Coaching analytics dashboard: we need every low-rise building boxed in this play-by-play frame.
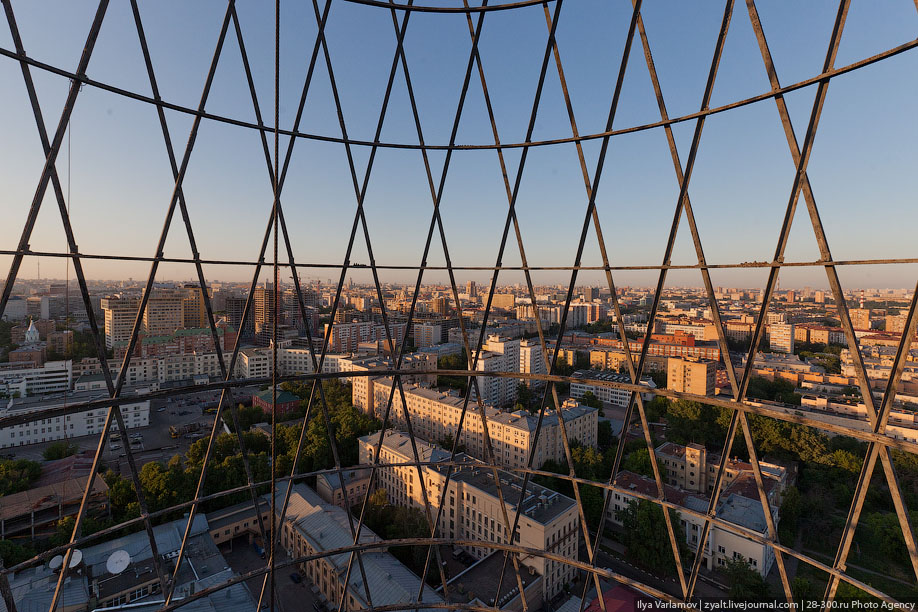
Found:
[316,467,373,509]
[667,357,717,396]
[0,387,150,449]
[569,370,656,407]
[608,469,782,576]
[272,483,444,612]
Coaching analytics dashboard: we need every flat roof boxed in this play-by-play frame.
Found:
[445,550,540,607]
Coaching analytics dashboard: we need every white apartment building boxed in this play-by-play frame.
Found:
[359,430,580,601]
[414,323,442,348]
[0,388,150,449]
[471,335,520,407]
[357,379,597,469]
[569,370,656,407]
[519,338,547,389]
[769,322,795,354]
[0,360,72,397]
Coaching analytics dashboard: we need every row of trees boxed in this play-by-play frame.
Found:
[103,380,379,523]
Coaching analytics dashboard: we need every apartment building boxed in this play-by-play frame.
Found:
[588,347,667,374]
[654,441,787,497]
[769,322,795,353]
[323,320,409,353]
[591,335,721,361]
[359,430,579,601]
[471,335,520,407]
[315,467,372,509]
[608,470,781,576]
[519,338,547,388]
[0,388,150,449]
[141,288,186,336]
[272,484,443,612]
[667,357,717,396]
[349,352,437,410]
[569,370,656,408]
[850,308,872,331]
[358,379,597,469]
[101,295,141,348]
[414,323,442,348]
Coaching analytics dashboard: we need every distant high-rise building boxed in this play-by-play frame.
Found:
[431,296,448,315]
[254,283,278,344]
[142,288,185,336]
[491,293,515,311]
[225,295,254,338]
[101,295,141,349]
[182,283,208,328]
[466,280,477,299]
[769,323,795,354]
[850,308,871,331]
[886,312,909,334]
[814,290,826,304]
[583,287,598,301]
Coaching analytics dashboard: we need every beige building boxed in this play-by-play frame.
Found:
[655,441,787,497]
[359,430,579,601]
[768,322,795,354]
[141,288,186,336]
[101,295,141,349]
[356,379,597,469]
[492,293,516,311]
[588,347,666,374]
[316,467,372,509]
[519,338,547,388]
[850,308,872,331]
[667,357,716,396]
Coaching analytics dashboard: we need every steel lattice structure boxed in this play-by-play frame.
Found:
[1,0,917,610]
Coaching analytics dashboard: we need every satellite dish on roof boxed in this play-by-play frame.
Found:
[106,550,131,575]
[49,555,64,571]
[68,549,83,569]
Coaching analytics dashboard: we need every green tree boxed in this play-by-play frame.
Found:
[597,420,614,450]
[621,448,665,480]
[791,577,816,603]
[616,500,688,576]
[43,440,78,461]
[579,391,602,410]
[438,350,468,393]
[0,539,35,566]
[778,486,801,545]
[0,458,41,496]
[722,558,770,601]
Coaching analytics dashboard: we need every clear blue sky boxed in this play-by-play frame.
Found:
[1,0,916,291]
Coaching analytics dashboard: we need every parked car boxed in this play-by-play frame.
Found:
[109,444,121,451]
[289,572,302,584]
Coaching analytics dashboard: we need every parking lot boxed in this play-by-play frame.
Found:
[220,536,327,612]
[5,386,263,470]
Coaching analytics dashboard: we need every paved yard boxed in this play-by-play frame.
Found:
[221,536,327,612]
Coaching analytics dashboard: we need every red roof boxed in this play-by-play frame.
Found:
[584,585,653,612]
